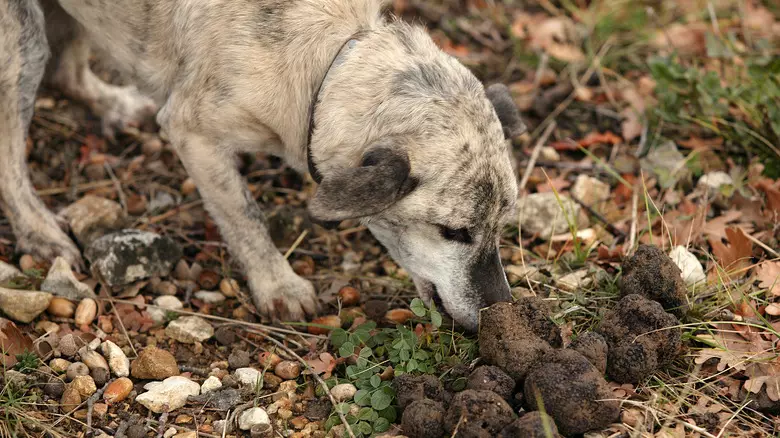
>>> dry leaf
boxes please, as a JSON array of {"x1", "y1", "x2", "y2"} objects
[
  {"x1": 708, "y1": 227, "x2": 753, "y2": 273},
  {"x1": 0, "y1": 317, "x2": 33, "y2": 368},
  {"x1": 305, "y1": 352, "x2": 337, "y2": 379},
  {"x1": 757, "y1": 261, "x2": 780, "y2": 296}
]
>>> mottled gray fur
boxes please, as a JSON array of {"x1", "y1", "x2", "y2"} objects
[{"x1": 0, "y1": 0, "x2": 523, "y2": 331}]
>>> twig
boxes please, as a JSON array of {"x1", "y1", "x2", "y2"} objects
[
  {"x1": 155, "y1": 412, "x2": 168, "y2": 438},
  {"x1": 629, "y1": 185, "x2": 639, "y2": 251},
  {"x1": 569, "y1": 194, "x2": 628, "y2": 241},
  {"x1": 263, "y1": 335, "x2": 357, "y2": 438},
  {"x1": 518, "y1": 121, "x2": 556, "y2": 192},
  {"x1": 743, "y1": 233, "x2": 780, "y2": 258},
  {"x1": 104, "y1": 162, "x2": 128, "y2": 216},
  {"x1": 86, "y1": 383, "x2": 109, "y2": 436},
  {"x1": 284, "y1": 230, "x2": 309, "y2": 260}
]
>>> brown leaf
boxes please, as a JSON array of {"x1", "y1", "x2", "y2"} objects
[
  {"x1": 757, "y1": 262, "x2": 780, "y2": 296},
  {"x1": 756, "y1": 179, "x2": 780, "y2": 214},
  {"x1": 578, "y1": 131, "x2": 623, "y2": 148},
  {"x1": 708, "y1": 227, "x2": 753, "y2": 273},
  {"x1": 702, "y1": 210, "x2": 743, "y2": 240},
  {"x1": 305, "y1": 352, "x2": 337, "y2": 379},
  {"x1": 0, "y1": 317, "x2": 33, "y2": 368}
]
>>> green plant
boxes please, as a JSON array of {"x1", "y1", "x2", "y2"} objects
[
  {"x1": 323, "y1": 299, "x2": 478, "y2": 437},
  {"x1": 13, "y1": 351, "x2": 39, "y2": 374}
]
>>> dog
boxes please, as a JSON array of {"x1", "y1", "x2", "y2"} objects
[{"x1": 0, "y1": 0, "x2": 525, "y2": 331}]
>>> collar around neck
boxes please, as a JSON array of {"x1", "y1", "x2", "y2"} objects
[{"x1": 306, "y1": 36, "x2": 361, "y2": 184}]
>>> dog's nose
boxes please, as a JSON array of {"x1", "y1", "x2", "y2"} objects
[{"x1": 469, "y1": 246, "x2": 512, "y2": 305}]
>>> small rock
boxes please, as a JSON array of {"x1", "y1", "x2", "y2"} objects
[
  {"x1": 188, "y1": 387, "x2": 241, "y2": 410},
  {"x1": 262, "y1": 373, "x2": 283, "y2": 389},
  {"x1": 91, "y1": 367, "x2": 110, "y2": 386},
  {"x1": 104, "y1": 377, "x2": 134, "y2": 404},
  {"x1": 304, "y1": 398, "x2": 333, "y2": 421},
  {"x1": 220, "y1": 278, "x2": 240, "y2": 297},
  {"x1": 165, "y1": 316, "x2": 213, "y2": 343},
  {"x1": 597, "y1": 294, "x2": 682, "y2": 384},
  {"x1": 36, "y1": 320, "x2": 61, "y2": 334},
  {"x1": 540, "y1": 146, "x2": 560, "y2": 161},
  {"x1": 669, "y1": 246, "x2": 706, "y2": 286},
  {"x1": 215, "y1": 326, "x2": 237, "y2": 345},
  {"x1": 60, "y1": 385, "x2": 82, "y2": 412},
  {"x1": 74, "y1": 298, "x2": 97, "y2": 326},
  {"x1": 0, "y1": 260, "x2": 21, "y2": 284},
  {"x1": 131, "y1": 346, "x2": 179, "y2": 380},
  {"x1": 194, "y1": 290, "x2": 225, "y2": 304},
  {"x1": 621, "y1": 244, "x2": 688, "y2": 315},
  {"x1": 44, "y1": 377, "x2": 65, "y2": 398},
  {"x1": 698, "y1": 171, "x2": 733, "y2": 191},
  {"x1": 0, "y1": 287, "x2": 52, "y2": 323},
  {"x1": 517, "y1": 192, "x2": 588, "y2": 239},
  {"x1": 148, "y1": 295, "x2": 184, "y2": 323},
  {"x1": 71, "y1": 375, "x2": 97, "y2": 398},
  {"x1": 402, "y1": 399, "x2": 445, "y2": 438},
  {"x1": 48, "y1": 297, "x2": 76, "y2": 318},
  {"x1": 201, "y1": 376, "x2": 222, "y2": 393},
  {"x1": 40, "y1": 257, "x2": 96, "y2": 300},
  {"x1": 126, "y1": 424, "x2": 147, "y2": 438},
  {"x1": 556, "y1": 269, "x2": 592, "y2": 292},
  {"x1": 58, "y1": 195, "x2": 125, "y2": 247},
  {"x1": 234, "y1": 368, "x2": 263, "y2": 387},
  {"x1": 393, "y1": 374, "x2": 451, "y2": 412},
  {"x1": 570, "y1": 332, "x2": 608, "y2": 375},
  {"x1": 524, "y1": 349, "x2": 619, "y2": 436},
  {"x1": 101, "y1": 340, "x2": 130, "y2": 377},
  {"x1": 153, "y1": 280, "x2": 178, "y2": 296},
  {"x1": 228, "y1": 350, "x2": 251, "y2": 370},
  {"x1": 330, "y1": 383, "x2": 357, "y2": 402},
  {"x1": 58, "y1": 334, "x2": 79, "y2": 357},
  {"x1": 136, "y1": 376, "x2": 200, "y2": 413},
  {"x1": 50, "y1": 358, "x2": 72, "y2": 373},
  {"x1": 308, "y1": 315, "x2": 342, "y2": 335},
  {"x1": 444, "y1": 390, "x2": 515, "y2": 437},
  {"x1": 571, "y1": 175, "x2": 610, "y2": 207},
  {"x1": 80, "y1": 349, "x2": 109, "y2": 372},
  {"x1": 66, "y1": 362, "x2": 90, "y2": 381},
  {"x1": 274, "y1": 361, "x2": 301, "y2": 380},
  {"x1": 239, "y1": 407, "x2": 271, "y2": 431},
  {"x1": 337, "y1": 286, "x2": 360, "y2": 306},
  {"x1": 498, "y1": 412, "x2": 560, "y2": 438},
  {"x1": 466, "y1": 366, "x2": 516, "y2": 403},
  {"x1": 85, "y1": 229, "x2": 182, "y2": 287}
]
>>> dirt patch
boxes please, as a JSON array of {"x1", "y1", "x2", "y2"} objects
[
  {"x1": 401, "y1": 399, "x2": 446, "y2": 438},
  {"x1": 466, "y1": 365, "x2": 516, "y2": 403},
  {"x1": 524, "y1": 349, "x2": 620, "y2": 436},
  {"x1": 393, "y1": 373, "x2": 451, "y2": 412},
  {"x1": 620, "y1": 244, "x2": 687, "y2": 316},
  {"x1": 569, "y1": 331, "x2": 608, "y2": 375},
  {"x1": 498, "y1": 412, "x2": 560, "y2": 438},
  {"x1": 597, "y1": 294, "x2": 682, "y2": 384},
  {"x1": 443, "y1": 389, "x2": 516, "y2": 438},
  {"x1": 478, "y1": 301, "x2": 554, "y2": 382}
]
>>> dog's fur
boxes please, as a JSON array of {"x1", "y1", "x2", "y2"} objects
[{"x1": 0, "y1": 0, "x2": 523, "y2": 331}]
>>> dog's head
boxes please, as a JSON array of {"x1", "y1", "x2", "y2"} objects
[{"x1": 308, "y1": 25, "x2": 524, "y2": 331}]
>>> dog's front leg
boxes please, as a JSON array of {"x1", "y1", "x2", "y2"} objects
[{"x1": 168, "y1": 131, "x2": 318, "y2": 321}]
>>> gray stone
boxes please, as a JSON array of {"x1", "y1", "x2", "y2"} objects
[
  {"x1": 517, "y1": 192, "x2": 587, "y2": 239},
  {"x1": 58, "y1": 195, "x2": 125, "y2": 247},
  {"x1": 0, "y1": 287, "x2": 52, "y2": 323},
  {"x1": 85, "y1": 229, "x2": 182, "y2": 286},
  {"x1": 0, "y1": 260, "x2": 21, "y2": 284},
  {"x1": 41, "y1": 257, "x2": 96, "y2": 300},
  {"x1": 165, "y1": 316, "x2": 213, "y2": 343}
]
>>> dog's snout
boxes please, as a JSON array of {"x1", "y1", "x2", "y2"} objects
[{"x1": 469, "y1": 246, "x2": 512, "y2": 306}]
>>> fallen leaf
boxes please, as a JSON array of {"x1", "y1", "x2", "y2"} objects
[
  {"x1": 678, "y1": 136, "x2": 724, "y2": 151},
  {"x1": 578, "y1": 131, "x2": 623, "y2": 148},
  {"x1": 755, "y1": 179, "x2": 780, "y2": 214},
  {"x1": 702, "y1": 210, "x2": 743, "y2": 239},
  {"x1": 0, "y1": 317, "x2": 33, "y2": 368},
  {"x1": 757, "y1": 261, "x2": 780, "y2": 296},
  {"x1": 708, "y1": 227, "x2": 753, "y2": 273},
  {"x1": 305, "y1": 352, "x2": 337, "y2": 379}
]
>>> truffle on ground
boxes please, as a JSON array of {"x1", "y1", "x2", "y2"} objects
[
  {"x1": 393, "y1": 374, "x2": 451, "y2": 412},
  {"x1": 444, "y1": 389, "x2": 516, "y2": 438},
  {"x1": 569, "y1": 331, "x2": 608, "y2": 375},
  {"x1": 498, "y1": 412, "x2": 560, "y2": 438},
  {"x1": 466, "y1": 365, "x2": 516, "y2": 403},
  {"x1": 401, "y1": 399, "x2": 446, "y2": 438},
  {"x1": 620, "y1": 244, "x2": 687, "y2": 316}
]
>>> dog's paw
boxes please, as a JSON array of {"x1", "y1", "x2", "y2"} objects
[
  {"x1": 99, "y1": 85, "x2": 158, "y2": 138},
  {"x1": 16, "y1": 226, "x2": 83, "y2": 271},
  {"x1": 249, "y1": 269, "x2": 318, "y2": 322}
]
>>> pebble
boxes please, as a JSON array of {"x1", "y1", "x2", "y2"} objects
[
  {"x1": 239, "y1": 407, "x2": 271, "y2": 430},
  {"x1": 74, "y1": 298, "x2": 98, "y2": 326},
  {"x1": 215, "y1": 326, "x2": 237, "y2": 345},
  {"x1": 234, "y1": 368, "x2": 263, "y2": 387},
  {"x1": 219, "y1": 278, "x2": 240, "y2": 297},
  {"x1": 48, "y1": 297, "x2": 76, "y2": 318},
  {"x1": 330, "y1": 383, "x2": 357, "y2": 402},
  {"x1": 165, "y1": 316, "x2": 214, "y2": 343},
  {"x1": 148, "y1": 295, "x2": 184, "y2": 323},
  {"x1": 0, "y1": 287, "x2": 52, "y2": 323},
  {"x1": 194, "y1": 290, "x2": 225, "y2": 304},
  {"x1": 85, "y1": 229, "x2": 182, "y2": 286},
  {"x1": 131, "y1": 346, "x2": 179, "y2": 380},
  {"x1": 50, "y1": 358, "x2": 72, "y2": 373},
  {"x1": 136, "y1": 376, "x2": 200, "y2": 413},
  {"x1": 41, "y1": 257, "x2": 96, "y2": 300},
  {"x1": 91, "y1": 367, "x2": 110, "y2": 386},
  {"x1": 58, "y1": 195, "x2": 125, "y2": 247},
  {"x1": 44, "y1": 377, "x2": 65, "y2": 398},
  {"x1": 80, "y1": 348, "x2": 109, "y2": 372},
  {"x1": 58, "y1": 334, "x2": 80, "y2": 357},
  {"x1": 698, "y1": 171, "x2": 733, "y2": 190},
  {"x1": 153, "y1": 280, "x2": 178, "y2": 296},
  {"x1": 0, "y1": 260, "x2": 21, "y2": 283},
  {"x1": 201, "y1": 376, "x2": 223, "y2": 393},
  {"x1": 60, "y1": 385, "x2": 82, "y2": 412},
  {"x1": 274, "y1": 361, "x2": 301, "y2": 380},
  {"x1": 228, "y1": 350, "x2": 251, "y2": 370},
  {"x1": 571, "y1": 175, "x2": 610, "y2": 207},
  {"x1": 104, "y1": 377, "x2": 134, "y2": 404},
  {"x1": 35, "y1": 320, "x2": 60, "y2": 334},
  {"x1": 66, "y1": 362, "x2": 90, "y2": 381},
  {"x1": 101, "y1": 340, "x2": 130, "y2": 377},
  {"x1": 517, "y1": 192, "x2": 587, "y2": 239},
  {"x1": 71, "y1": 375, "x2": 97, "y2": 398}
]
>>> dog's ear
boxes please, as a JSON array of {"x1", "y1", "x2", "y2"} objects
[
  {"x1": 486, "y1": 83, "x2": 526, "y2": 139},
  {"x1": 309, "y1": 143, "x2": 417, "y2": 222}
]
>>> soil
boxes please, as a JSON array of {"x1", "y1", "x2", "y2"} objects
[
  {"x1": 401, "y1": 399, "x2": 446, "y2": 438},
  {"x1": 393, "y1": 373, "x2": 451, "y2": 413},
  {"x1": 524, "y1": 349, "x2": 620, "y2": 436},
  {"x1": 443, "y1": 389, "x2": 516, "y2": 438},
  {"x1": 620, "y1": 244, "x2": 688, "y2": 316},
  {"x1": 478, "y1": 301, "x2": 554, "y2": 382},
  {"x1": 466, "y1": 365, "x2": 516, "y2": 403},
  {"x1": 569, "y1": 331, "x2": 608, "y2": 375},
  {"x1": 597, "y1": 294, "x2": 682, "y2": 384},
  {"x1": 498, "y1": 412, "x2": 560, "y2": 438}
]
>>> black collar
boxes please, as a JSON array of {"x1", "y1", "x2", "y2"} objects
[{"x1": 306, "y1": 36, "x2": 360, "y2": 184}]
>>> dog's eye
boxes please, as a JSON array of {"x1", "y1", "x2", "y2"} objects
[{"x1": 439, "y1": 226, "x2": 472, "y2": 244}]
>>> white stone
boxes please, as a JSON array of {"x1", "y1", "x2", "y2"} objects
[
  {"x1": 165, "y1": 316, "x2": 213, "y2": 343},
  {"x1": 331, "y1": 383, "x2": 357, "y2": 402},
  {"x1": 40, "y1": 257, "x2": 95, "y2": 300},
  {"x1": 194, "y1": 291, "x2": 225, "y2": 304},
  {"x1": 518, "y1": 192, "x2": 587, "y2": 240},
  {"x1": 101, "y1": 340, "x2": 130, "y2": 377},
  {"x1": 697, "y1": 171, "x2": 733, "y2": 190},
  {"x1": 540, "y1": 146, "x2": 560, "y2": 161},
  {"x1": 571, "y1": 175, "x2": 610, "y2": 207},
  {"x1": 669, "y1": 246, "x2": 706, "y2": 286},
  {"x1": 556, "y1": 269, "x2": 592, "y2": 292},
  {"x1": 0, "y1": 260, "x2": 21, "y2": 284},
  {"x1": 238, "y1": 407, "x2": 270, "y2": 430},
  {"x1": 136, "y1": 376, "x2": 200, "y2": 413},
  {"x1": 234, "y1": 368, "x2": 263, "y2": 387},
  {"x1": 0, "y1": 288, "x2": 51, "y2": 323},
  {"x1": 201, "y1": 376, "x2": 222, "y2": 393},
  {"x1": 149, "y1": 295, "x2": 184, "y2": 323}
]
